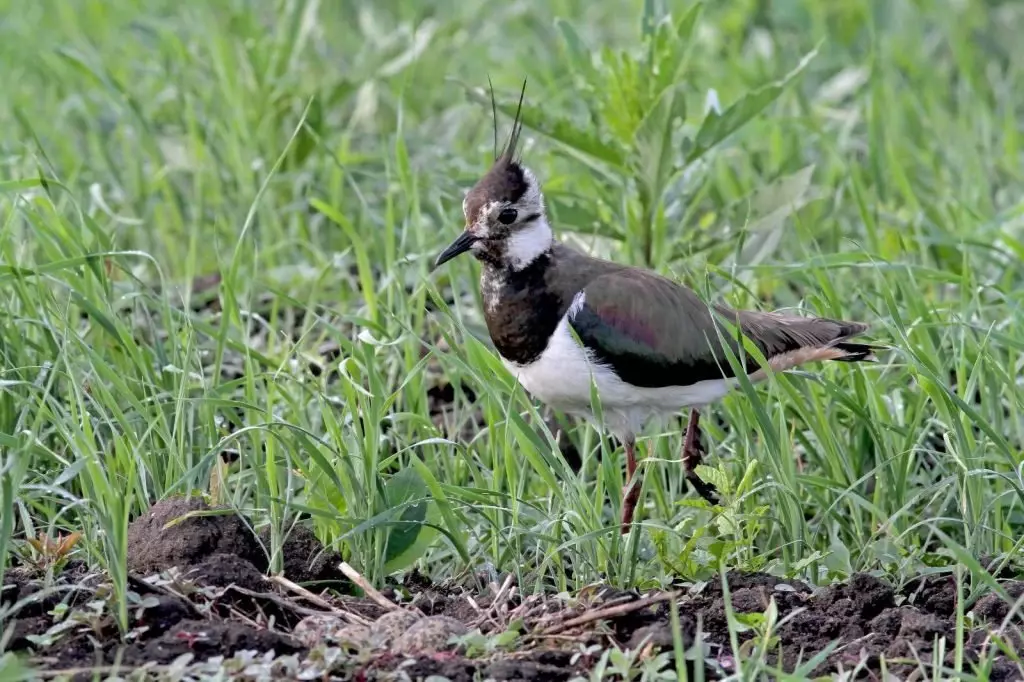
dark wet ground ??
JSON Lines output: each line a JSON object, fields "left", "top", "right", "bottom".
{"left": 3, "top": 497, "right": 1022, "bottom": 681}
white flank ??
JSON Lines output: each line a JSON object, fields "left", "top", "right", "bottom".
{"left": 506, "top": 218, "right": 553, "bottom": 270}
{"left": 566, "top": 290, "right": 587, "bottom": 319}
{"left": 501, "top": 308, "right": 732, "bottom": 442}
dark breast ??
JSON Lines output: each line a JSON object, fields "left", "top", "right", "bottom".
{"left": 481, "top": 255, "right": 567, "bottom": 365}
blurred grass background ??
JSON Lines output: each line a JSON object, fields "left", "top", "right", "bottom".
{"left": 1, "top": 0, "right": 1022, "bottom": 611}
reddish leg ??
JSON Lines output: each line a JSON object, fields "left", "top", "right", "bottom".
{"left": 620, "top": 438, "right": 641, "bottom": 534}
{"left": 682, "top": 409, "right": 720, "bottom": 505}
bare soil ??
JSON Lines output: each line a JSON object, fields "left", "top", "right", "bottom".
{"left": 3, "top": 497, "right": 1022, "bottom": 681}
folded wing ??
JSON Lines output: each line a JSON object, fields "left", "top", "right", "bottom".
{"left": 567, "top": 270, "right": 870, "bottom": 389}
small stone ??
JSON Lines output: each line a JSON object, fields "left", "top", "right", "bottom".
{"left": 730, "top": 587, "right": 766, "bottom": 614}
{"left": 369, "top": 609, "right": 422, "bottom": 647}
{"left": 393, "top": 615, "right": 468, "bottom": 654}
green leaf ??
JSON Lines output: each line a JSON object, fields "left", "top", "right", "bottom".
{"left": 71, "top": 291, "right": 126, "bottom": 349}
{"left": 648, "top": 3, "right": 703, "bottom": 94}
{"left": 382, "top": 468, "right": 436, "bottom": 574}
{"left": 491, "top": 628, "right": 520, "bottom": 649}
{"left": 685, "top": 46, "right": 819, "bottom": 164}
{"left": 546, "top": 193, "right": 619, "bottom": 239}
{"left": 641, "top": 0, "right": 664, "bottom": 39}
{"left": 0, "top": 651, "right": 38, "bottom": 681}
{"left": 824, "top": 539, "right": 852, "bottom": 575}
{"left": 0, "top": 178, "right": 47, "bottom": 194}
{"left": 727, "top": 164, "right": 817, "bottom": 273}
{"left": 932, "top": 529, "right": 1012, "bottom": 605}
{"left": 733, "top": 612, "right": 765, "bottom": 626}
{"left": 554, "top": 19, "right": 594, "bottom": 80}
{"left": 630, "top": 81, "right": 686, "bottom": 199}
{"left": 311, "top": 197, "right": 378, "bottom": 322}
{"left": 673, "top": 2, "right": 703, "bottom": 43}
{"left": 408, "top": 454, "right": 471, "bottom": 564}
{"left": 506, "top": 409, "right": 563, "bottom": 494}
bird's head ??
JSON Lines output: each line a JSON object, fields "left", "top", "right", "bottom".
{"left": 433, "top": 80, "right": 553, "bottom": 272}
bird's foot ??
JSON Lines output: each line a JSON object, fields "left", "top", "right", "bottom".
{"left": 681, "top": 408, "right": 718, "bottom": 506}
{"left": 685, "top": 471, "right": 720, "bottom": 506}
{"left": 683, "top": 443, "right": 719, "bottom": 505}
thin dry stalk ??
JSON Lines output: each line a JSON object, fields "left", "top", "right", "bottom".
{"left": 338, "top": 561, "right": 399, "bottom": 612}
{"left": 537, "top": 591, "right": 680, "bottom": 636}
{"left": 226, "top": 585, "right": 335, "bottom": 619}
{"left": 267, "top": 574, "right": 370, "bottom": 624}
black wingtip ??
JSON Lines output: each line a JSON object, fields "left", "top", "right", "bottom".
{"left": 832, "top": 341, "right": 886, "bottom": 363}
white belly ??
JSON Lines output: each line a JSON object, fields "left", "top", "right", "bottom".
{"left": 500, "top": 314, "right": 732, "bottom": 440}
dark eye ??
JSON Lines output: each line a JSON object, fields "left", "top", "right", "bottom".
{"left": 497, "top": 208, "right": 518, "bottom": 225}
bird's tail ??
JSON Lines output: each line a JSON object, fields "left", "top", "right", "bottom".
{"left": 830, "top": 340, "right": 883, "bottom": 363}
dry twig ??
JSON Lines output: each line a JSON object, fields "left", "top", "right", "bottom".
{"left": 266, "top": 574, "right": 370, "bottom": 624}
{"left": 338, "top": 561, "right": 399, "bottom": 612}
{"left": 226, "top": 585, "right": 339, "bottom": 619}
{"left": 267, "top": 574, "right": 336, "bottom": 609}
{"left": 533, "top": 593, "right": 636, "bottom": 630}
{"left": 492, "top": 573, "right": 515, "bottom": 612}
{"left": 537, "top": 591, "right": 680, "bottom": 636}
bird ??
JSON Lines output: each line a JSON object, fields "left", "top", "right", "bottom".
{"left": 433, "top": 81, "right": 879, "bottom": 533}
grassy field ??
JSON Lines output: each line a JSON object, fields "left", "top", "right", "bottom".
{"left": 2, "top": 0, "right": 1023, "bottom": 679}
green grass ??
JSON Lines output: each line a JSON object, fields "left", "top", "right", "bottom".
{"left": 1, "top": 0, "right": 1023, "bottom": 676}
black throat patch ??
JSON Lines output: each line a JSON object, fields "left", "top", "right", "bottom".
{"left": 481, "top": 252, "right": 564, "bottom": 366}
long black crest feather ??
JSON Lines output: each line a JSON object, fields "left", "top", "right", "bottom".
{"left": 487, "top": 75, "right": 499, "bottom": 161}
{"left": 498, "top": 78, "right": 528, "bottom": 166}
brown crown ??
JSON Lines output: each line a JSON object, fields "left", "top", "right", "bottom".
{"left": 464, "top": 79, "right": 529, "bottom": 226}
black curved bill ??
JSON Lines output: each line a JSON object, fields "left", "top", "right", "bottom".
{"left": 433, "top": 231, "right": 479, "bottom": 270}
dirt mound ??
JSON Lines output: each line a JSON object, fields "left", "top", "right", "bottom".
{"left": 645, "top": 572, "right": 1023, "bottom": 678}
{"left": 126, "top": 497, "right": 265, "bottom": 575}
{"left": 125, "top": 496, "right": 346, "bottom": 587}
{"left": 6, "top": 551, "right": 1024, "bottom": 680}
{"left": 3, "top": 496, "right": 362, "bottom": 675}
{"left": 125, "top": 620, "right": 304, "bottom": 666}
{"left": 188, "top": 552, "right": 267, "bottom": 591}
{"left": 262, "top": 523, "right": 348, "bottom": 586}
{"left": 973, "top": 581, "right": 1024, "bottom": 624}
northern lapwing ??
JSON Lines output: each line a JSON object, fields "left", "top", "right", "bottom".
{"left": 433, "top": 82, "right": 878, "bottom": 533}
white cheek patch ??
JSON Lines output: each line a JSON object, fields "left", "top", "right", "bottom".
{"left": 506, "top": 218, "right": 553, "bottom": 270}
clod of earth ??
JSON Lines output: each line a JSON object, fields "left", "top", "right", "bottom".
{"left": 261, "top": 523, "right": 349, "bottom": 587}
{"left": 332, "top": 623, "right": 374, "bottom": 650}
{"left": 973, "top": 582, "right": 1024, "bottom": 624}
{"left": 126, "top": 496, "right": 347, "bottom": 587}
{"left": 188, "top": 552, "right": 266, "bottom": 591}
{"left": 126, "top": 497, "right": 266, "bottom": 575}
{"left": 133, "top": 620, "right": 303, "bottom": 665}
